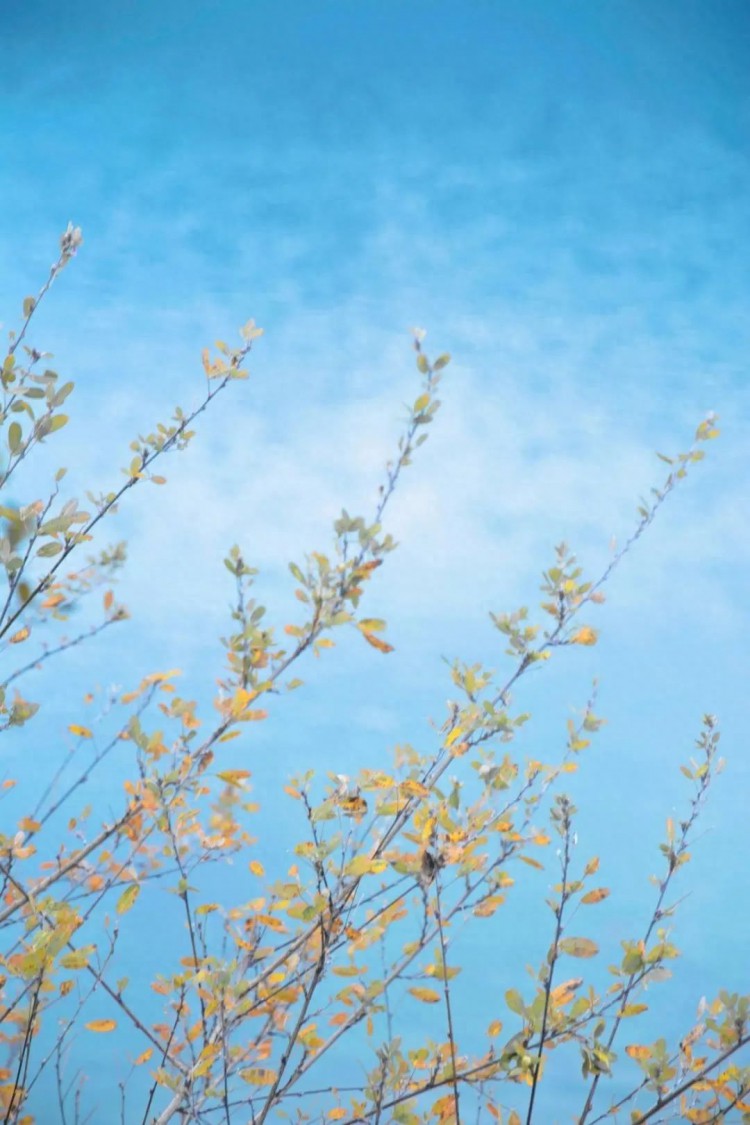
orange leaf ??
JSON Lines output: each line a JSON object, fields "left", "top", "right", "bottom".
{"left": 361, "top": 631, "right": 394, "bottom": 654}
{"left": 85, "top": 1019, "right": 116, "bottom": 1033}
{"left": 134, "top": 1048, "right": 153, "bottom": 1065}
{"left": 581, "top": 887, "right": 610, "bottom": 905}
{"left": 550, "top": 977, "right": 583, "bottom": 1006}
{"left": 9, "top": 626, "right": 30, "bottom": 644}
{"left": 103, "top": 590, "right": 114, "bottom": 611}
{"left": 571, "top": 626, "right": 598, "bottom": 646}
{"left": 68, "top": 724, "right": 92, "bottom": 739}
{"left": 625, "top": 1045, "right": 652, "bottom": 1060}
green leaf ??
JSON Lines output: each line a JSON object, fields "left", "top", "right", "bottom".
{"left": 559, "top": 936, "right": 599, "bottom": 958}
{"left": 116, "top": 884, "right": 141, "bottom": 915}
{"left": 52, "top": 382, "right": 74, "bottom": 406}
{"left": 8, "top": 421, "right": 22, "bottom": 454}
{"left": 39, "top": 517, "right": 71, "bottom": 536}
{"left": 433, "top": 353, "right": 451, "bottom": 370}
{"left": 48, "top": 414, "right": 69, "bottom": 432}
{"left": 23, "top": 296, "right": 36, "bottom": 318}
{"left": 60, "top": 948, "right": 92, "bottom": 970}
{"left": 358, "top": 618, "right": 386, "bottom": 633}
{"left": 505, "top": 988, "right": 525, "bottom": 1015}
{"left": 36, "top": 542, "right": 63, "bottom": 557}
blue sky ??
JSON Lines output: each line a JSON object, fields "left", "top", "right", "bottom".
{"left": 2, "top": 0, "right": 750, "bottom": 1119}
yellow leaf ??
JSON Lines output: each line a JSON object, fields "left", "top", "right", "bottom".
{"left": 194, "top": 1045, "right": 220, "bottom": 1078}
{"left": 86, "top": 1019, "right": 116, "bottom": 1033}
{"left": 241, "top": 709, "right": 268, "bottom": 722}
{"left": 249, "top": 860, "right": 264, "bottom": 876}
{"left": 230, "top": 687, "right": 257, "bottom": 709}
{"left": 358, "top": 618, "right": 387, "bottom": 633}
{"left": 345, "top": 855, "right": 388, "bottom": 877}
{"left": 9, "top": 626, "right": 30, "bottom": 644}
{"left": 239, "top": 1067, "right": 277, "bottom": 1086}
{"left": 473, "top": 895, "right": 505, "bottom": 918}
{"left": 60, "top": 949, "right": 90, "bottom": 970}
{"left": 217, "top": 769, "right": 251, "bottom": 787}
{"left": 134, "top": 1048, "right": 153, "bottom": 1066}
{"left": 116, "top": 884, "right": 140, "bottom": 915}
{"left": 487, "top": 1019, "right": 503, "bottom": 1037}
{"left": 338, "top": 794, "right": 368, "bottom": 820}
{"left": 619, "top": 1003, "right": 649, "bottom": 1018}
{"left": 444, "top": 725, "right": 464, "bottom": 748}
{"left": 69, "top": 724, "right": 93, "bottom": 738}
{"left": 328, "top": 1110, "right": 348, "bottom": 1121}
{"left": 571, "top": 626, "right": 598, "bottom": 646}
{"left": 143, "top": 669, "right": 181, "bottom": 685}
{"left": 399, "top": 779, "right": 429, "bottom": 798}
{"left": 408, "top": 986, "right": 441, "bottom": 1003}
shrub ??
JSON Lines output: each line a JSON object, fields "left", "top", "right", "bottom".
{"left": 0, "top": 229, "right": 744, "bottom": 1125}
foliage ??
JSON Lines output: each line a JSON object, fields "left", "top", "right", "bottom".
{"left": 0, "top": 229, "right": 744, "bottom": 1125}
